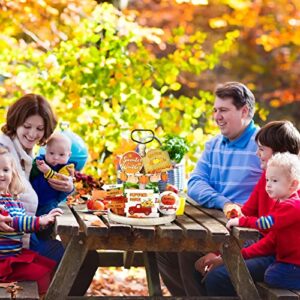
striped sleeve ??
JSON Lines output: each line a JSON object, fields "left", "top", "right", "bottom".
{"left": 44, "top": 168, "right": 56, "bottom": 179}
{"left": 12, "top": 215, "right": 40, "bottom": 232}
{"left": 256, "top": 215, "right": 274, "bottom": 230}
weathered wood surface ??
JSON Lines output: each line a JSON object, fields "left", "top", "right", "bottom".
{"left": 186, "top": 197, "right": 260, "bottom": 241}
{"left": 222, "top": 236, "right": 260, "bottom": 300}
{"left": 66, "top": 297, "right": 239, "bottom": 300}
{"left": 45, "top": 233, "right": 91, "bottom": 300}
{"left": 55, "top": 202, "right": 80, "bottom": 236}
{"left": 48, "top": 197, "right": 265, "bottom": 300}
{"left": 143, "top": 252, "right": 162, "bottom": 296}
{"left": 0, "top": 281, "right": 39, "bottom": 300}
{"left": 257, "top": 282, "right": 300, "bottom": 299}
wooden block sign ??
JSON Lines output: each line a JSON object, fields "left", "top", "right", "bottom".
{"left": 120, "top": 151, "right": 143, "bottom": 174}
{"left": 142, "top": 149, "right": 172, "bottom": 174}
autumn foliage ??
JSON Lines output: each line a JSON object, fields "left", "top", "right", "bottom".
{"left": 1, "top": 0, "right": 298, "bottom": 182}
{"left": 0, "top": 0, "right": 239, "bottom": 180}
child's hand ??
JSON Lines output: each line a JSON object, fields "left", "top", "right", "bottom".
{"left": 36, "top": 159, "right": 51, "bottom": 174}
{"left": 39, "top": 208, "right": 63, "bottom": 226}
{"left": 0, "top": 214, "right": 13, "bottom": 232}
{"left": 226, "top": 217, "right": 239, "bottom": 230}
{"left": 48, "top": 208, "right": 64, "bottom": 215}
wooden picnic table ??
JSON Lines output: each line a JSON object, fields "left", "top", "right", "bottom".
{"left": 45, "top": 196, "right": 262, "bottom": 300}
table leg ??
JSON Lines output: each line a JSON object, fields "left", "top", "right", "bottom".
{"left": 143, "top": 251, "right": 162, "bottom": 296}
{"left": 221, "top": 235, "right": 261, "bottom": 300}
{"left": 45, "top": 233, "right": 90, "bottom": 300}
{"left": 69, "top": 250, "right": 99, "bottom": 296}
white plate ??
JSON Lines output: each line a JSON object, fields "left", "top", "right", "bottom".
{"left": 108, "top": 210, "right": 175, "bottom": 226}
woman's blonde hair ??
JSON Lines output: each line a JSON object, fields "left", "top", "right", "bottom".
{"left": 0, "top": 146, "right": 25, "bottom": 195}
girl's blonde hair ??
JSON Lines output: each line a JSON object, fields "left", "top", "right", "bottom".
{"left": 0, "top": 146, "right": 25, "bottom": 195}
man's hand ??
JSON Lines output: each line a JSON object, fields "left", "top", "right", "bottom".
{"left": 223, "top": 202, "right": 242, "bottom": 219}
{"left": 226, "top": 217, "right": 239, "bottom": 230}
{"left": 36, "top": 159, "right": 51, "bottom": 174}
{"left": 0, "top": 214, "right": 14, "bottom": 232}
{"left": 39, "top": 208, "right": 63, "bottom": 226}
{"left": 194, "top": 252, "right": 223, "bottom": 275}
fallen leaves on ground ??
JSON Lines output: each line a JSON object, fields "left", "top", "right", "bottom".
{"left": 87, "top": 267, "right": 171, "bottom": 296}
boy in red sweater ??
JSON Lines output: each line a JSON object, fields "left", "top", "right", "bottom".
{"left": 231, "top": 152, "right": 300, "bottom": 289}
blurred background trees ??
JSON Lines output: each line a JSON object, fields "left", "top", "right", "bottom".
{"left": 125, "top": 0, "right": 300, "bottom": 124}
{"left": 0, "top": 0, "right": 299, "bottom": 180}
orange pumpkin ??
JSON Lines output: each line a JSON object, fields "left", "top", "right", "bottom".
{"left": 119, "top": 171, "right": 128, "bottom": 182}
{"left": 161, "top": 172, "right": 168, "bottom": 182}
{"left": 139, "top": 175, "right": 149, "bottom": 184}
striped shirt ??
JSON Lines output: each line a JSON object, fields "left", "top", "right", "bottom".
{"left": 188, "top": 121, "right": 262, "bottom": 209}
{"left": 0, "top": 195, "right": 40, "bottom": 258}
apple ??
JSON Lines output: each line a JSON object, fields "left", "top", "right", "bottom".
{"left": 166, "top": 184, "right": 179, "bottom": 194}
{"left": 87, "top": 199, "right": 105, "bottom": 210}
{"left": 226, "top": 208, "right": 239, "bottom": 219}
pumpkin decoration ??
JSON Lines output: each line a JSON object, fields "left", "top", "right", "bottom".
{"left": 161, "top": 172, "right": 168, "bottom": 182}
{"left": 150, "top": 173, "right": 160, "bottom": 182}
{"left": 127, "top": 174, "right": 139, "bottom": 184}
{"left": 119, "top": 171, "right": 128, "bottom": 182}
{"left": 139, "top": 174, "right": 149, "bottom": 184}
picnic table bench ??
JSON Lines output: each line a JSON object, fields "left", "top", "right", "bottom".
{"left": 44, "top": 197, "right": 298, "bottom": 300}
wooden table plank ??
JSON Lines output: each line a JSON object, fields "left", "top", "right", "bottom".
{"left": 175, "top": 213, "right": 207, "bottom": 239}
{"left": 102, "top": 214, "right": 132, "bottom": 236}
{"left": 187, "top": 197, "right": 260, "bottom": 241}
{"left": 72, "top": 205, "right": 108, "bottom": 236}
{"left": 131, "top": 225, "right": 156, "bottom": 239}
{"left": 184, "top": 205, "right": 228, "bottom": 243}
{"left": 156, "top": 221, "right": 184, "bottom": 239}
{"left": 56, "top": 202, "right": 80, "bottom": 236}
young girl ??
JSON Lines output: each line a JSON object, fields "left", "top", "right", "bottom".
{"left": 241, "top": 152, "right": 300, "bottom": 289}
{"left": 196, "top": 120, "right": 300, "bottom": 296}
{"left": 0, "top": 146, "right": 63, "bottom": 297}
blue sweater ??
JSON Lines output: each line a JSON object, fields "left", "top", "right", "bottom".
{"left": 188, "top": 121, "right": 262, "bottom": 209}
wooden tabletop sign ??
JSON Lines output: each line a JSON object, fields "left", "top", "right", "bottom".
{"left": 119, "top": 151, "right": 143, "bottom": 183}
{"left": 142, "top": 149, "right": 172, "bottom": 175}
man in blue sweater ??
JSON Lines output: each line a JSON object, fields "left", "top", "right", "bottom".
{"left": 157, "top": 82, "right": 263, "bottom": 296}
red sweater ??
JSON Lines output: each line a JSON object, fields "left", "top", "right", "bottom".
{"left": 239, "top": 172, "right": 275, "bottom": 234}
{"left": 242, "top": 195, "right": 300, "bottom": 266}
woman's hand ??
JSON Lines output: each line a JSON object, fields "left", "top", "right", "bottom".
{"left": 48, "top": 173, "right": 74, "bottom": 193}
{"left": 0, "top": 215, "right": 14, "bottom": 232}
{"left": 194, "top": 252, "right": 223, "bottom": 275}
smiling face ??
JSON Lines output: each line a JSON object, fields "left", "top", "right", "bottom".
{"left": 265, "top": 166, "right": 291, "bottom": 201}
{"left": 213, "top": 97, "right": 250, "bottom": 141}
{"left": 256, "top": 142, "right": 274, "bottom": 170}
{"left": 16, "top": 115, "right": 45, "bottom": 151}
{"left": 0, "top": 154, "right": 13, "bottom": 194}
